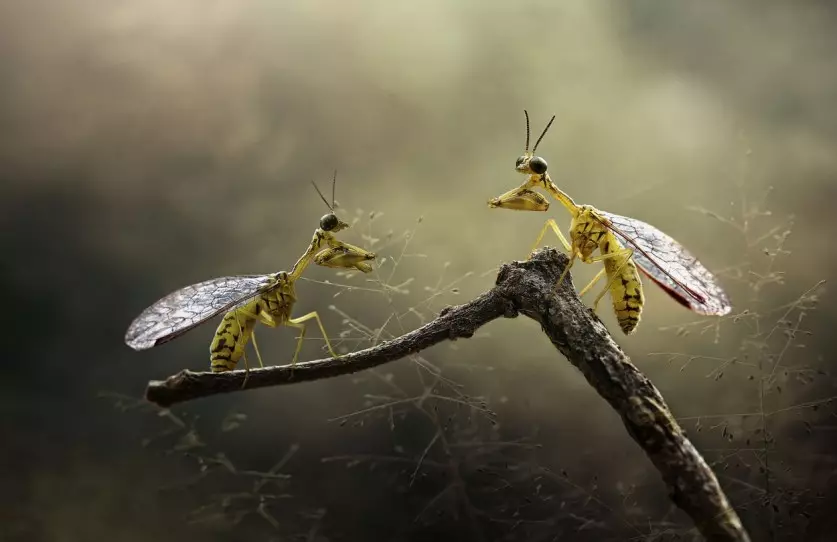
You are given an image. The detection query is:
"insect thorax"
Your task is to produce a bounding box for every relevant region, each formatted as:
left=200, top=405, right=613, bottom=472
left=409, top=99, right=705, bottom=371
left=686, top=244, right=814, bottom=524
left=259, top=275, right=297, bottom=323
left=570, top=206, right=611, bottom=261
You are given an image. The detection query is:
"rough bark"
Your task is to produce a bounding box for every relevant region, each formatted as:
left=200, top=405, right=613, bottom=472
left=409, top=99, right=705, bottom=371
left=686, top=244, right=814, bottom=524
left=145, top=247, right=750, bottom=542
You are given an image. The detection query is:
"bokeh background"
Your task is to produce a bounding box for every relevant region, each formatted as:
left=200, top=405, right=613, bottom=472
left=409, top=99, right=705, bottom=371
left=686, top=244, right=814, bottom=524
left=3, top=0, right=836, bottom=540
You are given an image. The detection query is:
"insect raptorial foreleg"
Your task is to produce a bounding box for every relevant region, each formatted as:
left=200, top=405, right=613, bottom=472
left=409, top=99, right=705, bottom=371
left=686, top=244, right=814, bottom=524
left=285, top=310, right=338, bottom=367
left=314, top=241, right=376, bottom=274
left=531, top=218, right=572, bottom=256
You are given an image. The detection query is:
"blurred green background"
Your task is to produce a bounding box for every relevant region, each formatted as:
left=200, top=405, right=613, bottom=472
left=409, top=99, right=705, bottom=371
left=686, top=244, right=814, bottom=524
left=3, top=0, right=836, bottom=540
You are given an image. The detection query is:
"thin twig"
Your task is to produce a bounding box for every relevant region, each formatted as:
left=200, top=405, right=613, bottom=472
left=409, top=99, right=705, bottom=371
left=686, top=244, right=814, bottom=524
left=145, top=247, right=751, bottom=542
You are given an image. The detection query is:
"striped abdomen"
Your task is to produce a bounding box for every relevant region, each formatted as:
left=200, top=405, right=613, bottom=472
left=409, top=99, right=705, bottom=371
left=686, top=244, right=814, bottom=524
left=209, top=298, right=260, bottom=372
left=602, top=235, right=644, bottom=334
left=208, top=286, right=294, bottom=372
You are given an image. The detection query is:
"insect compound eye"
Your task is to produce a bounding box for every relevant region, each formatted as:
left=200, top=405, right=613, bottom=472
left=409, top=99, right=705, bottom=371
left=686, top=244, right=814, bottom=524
left=515, top=156, right=526, bottom=168
left=529, top=156, right=548, bottom=175
left=320, top=213, right=339, bottom=231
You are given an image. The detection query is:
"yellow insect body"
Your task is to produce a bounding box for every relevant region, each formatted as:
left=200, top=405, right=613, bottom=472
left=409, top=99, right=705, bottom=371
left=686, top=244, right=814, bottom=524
left=490, top=164, right=645, bottom=332
left=207, top=225, right=374, bottom=373
left=124, top=173, right=378, bottom=374
left=211, top=301, right=258, bottom=372
left=488, top=111, right=732, bottom=335
left=569, top=208, right=644, bottom=334
left=209, top=273, right=295, bottom=372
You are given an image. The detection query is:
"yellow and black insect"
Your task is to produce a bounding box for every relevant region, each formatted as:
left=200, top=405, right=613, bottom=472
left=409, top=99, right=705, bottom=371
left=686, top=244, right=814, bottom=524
left=488, top=111, right=731, bottom=334
left=124, top=173, right=376, bottom=371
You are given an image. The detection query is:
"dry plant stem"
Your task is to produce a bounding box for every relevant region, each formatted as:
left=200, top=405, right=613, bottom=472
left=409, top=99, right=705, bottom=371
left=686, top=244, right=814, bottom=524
left=145, top=247, right=750, bottom=542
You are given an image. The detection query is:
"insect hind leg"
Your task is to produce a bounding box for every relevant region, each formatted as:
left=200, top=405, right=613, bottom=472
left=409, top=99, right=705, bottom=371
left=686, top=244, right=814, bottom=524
left=240, top=329, right=269, bottom=390
left=585, top=248, right=635, bottom=311
left=210, top=308, right=258, bottom=373
left=578, top=268, right=607, bottom=298
left=250, top=307, right=281, bottom=369
left=210, top=302, right=276, bottom=374
left=250, top=331, right=265, bottom=368
left=238, top=305, right=278, bottom=369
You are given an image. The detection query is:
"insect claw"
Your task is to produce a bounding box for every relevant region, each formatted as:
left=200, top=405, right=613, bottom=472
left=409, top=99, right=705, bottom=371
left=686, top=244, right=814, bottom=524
left=488, top=189, right=550, bottom=212
left=314, top=244, right=377, bottom=273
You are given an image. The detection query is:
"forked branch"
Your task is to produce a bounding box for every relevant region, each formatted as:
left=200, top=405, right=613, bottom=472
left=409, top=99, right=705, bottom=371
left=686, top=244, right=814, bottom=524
left=145, top=248, right=750, bottom=542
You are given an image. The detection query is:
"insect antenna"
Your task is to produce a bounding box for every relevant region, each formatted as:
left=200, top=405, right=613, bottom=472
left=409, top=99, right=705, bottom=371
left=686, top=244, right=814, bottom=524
left=311, top=179, right=334, bottom=213
left=331, top=169, right=338, bottom=209
left=532, top=115, right=556, bottom=154
left=524, top=109, right=531, bottom=153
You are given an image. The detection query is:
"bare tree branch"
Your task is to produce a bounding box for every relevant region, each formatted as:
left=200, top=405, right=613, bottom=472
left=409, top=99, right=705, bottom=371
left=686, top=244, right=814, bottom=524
left=145, top=247, right=750, bottom=542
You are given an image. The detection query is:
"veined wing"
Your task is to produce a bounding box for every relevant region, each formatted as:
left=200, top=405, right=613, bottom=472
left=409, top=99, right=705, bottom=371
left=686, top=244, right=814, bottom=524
left=125, top=274, right=280, bottom=351
left=598, top=211, right=732, bottom=316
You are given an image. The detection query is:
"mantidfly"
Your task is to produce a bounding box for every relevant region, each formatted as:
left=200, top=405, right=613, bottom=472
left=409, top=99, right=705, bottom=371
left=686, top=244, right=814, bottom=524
left=488, top=111, right=731, bottom=334
left=125, top=172, right=377, bottom=377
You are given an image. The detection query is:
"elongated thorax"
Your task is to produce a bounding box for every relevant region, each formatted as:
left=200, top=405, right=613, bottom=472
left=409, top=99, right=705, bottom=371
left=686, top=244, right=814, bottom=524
left=569, top=206, right=609, bottom=261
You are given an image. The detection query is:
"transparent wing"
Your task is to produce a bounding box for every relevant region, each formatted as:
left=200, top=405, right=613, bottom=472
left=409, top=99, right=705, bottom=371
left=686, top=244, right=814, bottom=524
left=124, top=274, right=279, bottom=351
left=598, top=211, right=732, bottom=316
